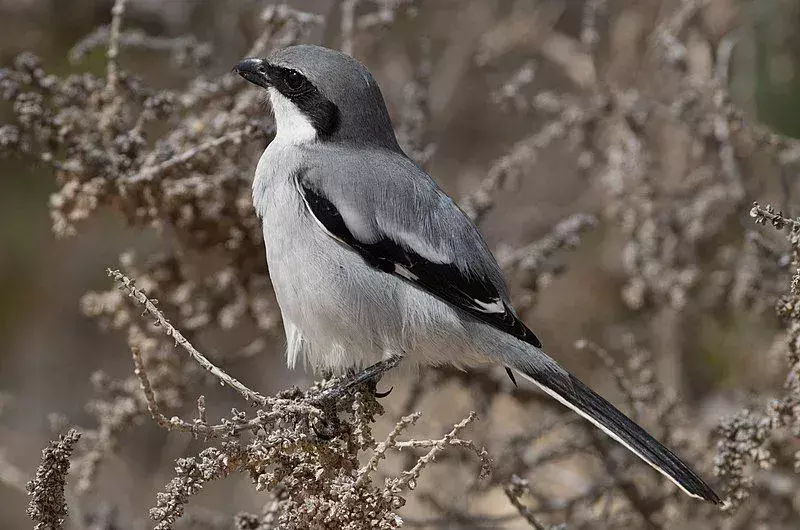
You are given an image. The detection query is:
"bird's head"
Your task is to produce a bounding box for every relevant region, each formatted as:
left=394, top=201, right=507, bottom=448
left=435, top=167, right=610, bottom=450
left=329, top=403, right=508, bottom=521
left=235, top=45, right=399, bottom=149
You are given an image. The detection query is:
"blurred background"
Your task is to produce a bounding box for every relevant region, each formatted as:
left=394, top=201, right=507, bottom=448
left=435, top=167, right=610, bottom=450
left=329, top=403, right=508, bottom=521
left=1, top=0, right=799, bottom=528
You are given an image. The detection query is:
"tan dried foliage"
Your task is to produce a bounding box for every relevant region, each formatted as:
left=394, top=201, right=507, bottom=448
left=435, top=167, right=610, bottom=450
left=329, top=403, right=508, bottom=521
left=3, top=0, right=800, bottom=528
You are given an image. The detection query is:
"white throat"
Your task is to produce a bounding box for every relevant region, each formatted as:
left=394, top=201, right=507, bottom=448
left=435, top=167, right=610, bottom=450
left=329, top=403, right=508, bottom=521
left=268, top=88, right=317, bottom=146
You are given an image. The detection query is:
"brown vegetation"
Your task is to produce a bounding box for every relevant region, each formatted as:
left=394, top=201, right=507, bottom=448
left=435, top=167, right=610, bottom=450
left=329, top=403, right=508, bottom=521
left=1, top=0, right=800, bottom=528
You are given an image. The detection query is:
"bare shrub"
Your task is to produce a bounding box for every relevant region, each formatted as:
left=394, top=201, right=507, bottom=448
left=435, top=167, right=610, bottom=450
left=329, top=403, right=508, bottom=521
left=2, top=0, right=800, bottom=528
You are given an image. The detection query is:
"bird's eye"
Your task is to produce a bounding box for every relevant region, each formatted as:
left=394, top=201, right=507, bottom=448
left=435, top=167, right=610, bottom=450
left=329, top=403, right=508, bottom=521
left=284, top=70, right=307, bottom=93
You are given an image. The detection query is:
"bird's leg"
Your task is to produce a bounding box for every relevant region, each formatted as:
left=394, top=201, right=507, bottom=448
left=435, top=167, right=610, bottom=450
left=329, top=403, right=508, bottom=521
left=341, top=366, right=395, bottom=398
left=310, top=356, right=402, bottom=440
left=313, top=355, right=403, bottom=403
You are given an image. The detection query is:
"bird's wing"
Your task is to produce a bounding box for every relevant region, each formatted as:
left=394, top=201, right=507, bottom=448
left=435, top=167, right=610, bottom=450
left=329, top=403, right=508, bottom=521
left=294, top=151, right=541, bottom=349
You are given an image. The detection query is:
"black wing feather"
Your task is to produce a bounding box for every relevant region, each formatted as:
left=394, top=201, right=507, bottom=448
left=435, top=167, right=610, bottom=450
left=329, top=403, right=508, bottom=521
left=297, top=172, right=542, bottom=349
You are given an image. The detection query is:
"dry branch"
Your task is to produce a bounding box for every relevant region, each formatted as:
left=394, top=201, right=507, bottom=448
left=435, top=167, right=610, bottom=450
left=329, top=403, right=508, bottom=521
left=109, top=268, right=269, bottom=406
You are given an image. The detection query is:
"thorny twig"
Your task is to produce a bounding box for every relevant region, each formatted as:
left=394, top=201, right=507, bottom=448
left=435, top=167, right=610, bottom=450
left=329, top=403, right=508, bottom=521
left=127, top=128, right=254, bottom=184
left=393, top=411, right=478, bottom=490
left=395, top=438, right=494, bottom=482
left=356, top=412, right=421, bottom=487
left=504, top=475, right=548, bottom=530
left=104, top=0, right=128, bottom=98
left=70, top=27, right=212, bottom=68
left=109, top=268, right=269, bottom=406
left=249, top=4, right=325, bottom=57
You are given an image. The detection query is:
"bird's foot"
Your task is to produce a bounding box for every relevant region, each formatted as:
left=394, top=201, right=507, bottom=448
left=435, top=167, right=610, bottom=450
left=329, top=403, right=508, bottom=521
left=313, top=355, right=403, bottom=403
left=310, top=356, right=401, bottom=441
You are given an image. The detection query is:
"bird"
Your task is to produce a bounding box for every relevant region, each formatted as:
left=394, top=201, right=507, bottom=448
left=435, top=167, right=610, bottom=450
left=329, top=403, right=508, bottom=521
left=234, top=44, right=720, bottom=504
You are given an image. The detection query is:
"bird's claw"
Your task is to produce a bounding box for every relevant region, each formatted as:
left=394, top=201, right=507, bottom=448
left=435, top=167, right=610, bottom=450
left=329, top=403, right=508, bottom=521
left=309, top=357, right=402, bottom=441
left=373, top=386, right=393, bottom=398
left=313, top=355, right=403, bottom=402
left=312, top=417, right=339, bottom=440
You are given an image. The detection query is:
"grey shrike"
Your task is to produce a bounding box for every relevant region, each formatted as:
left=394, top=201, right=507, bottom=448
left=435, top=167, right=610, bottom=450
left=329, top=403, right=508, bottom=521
left=235, top=45, right=720, bottom=504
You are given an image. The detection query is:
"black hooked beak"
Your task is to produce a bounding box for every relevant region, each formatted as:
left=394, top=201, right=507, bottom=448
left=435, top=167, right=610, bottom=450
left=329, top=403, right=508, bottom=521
left=234, top=57, right=272, bottom=90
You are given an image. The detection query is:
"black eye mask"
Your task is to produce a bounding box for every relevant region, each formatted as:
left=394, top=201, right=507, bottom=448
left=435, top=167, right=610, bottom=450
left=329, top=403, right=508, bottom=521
left=272, top=67, right=339, bottom=139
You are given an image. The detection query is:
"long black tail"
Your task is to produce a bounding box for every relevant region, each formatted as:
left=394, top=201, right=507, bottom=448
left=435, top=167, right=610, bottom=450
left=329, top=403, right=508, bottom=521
left=513, top=363, right=720, bottom=504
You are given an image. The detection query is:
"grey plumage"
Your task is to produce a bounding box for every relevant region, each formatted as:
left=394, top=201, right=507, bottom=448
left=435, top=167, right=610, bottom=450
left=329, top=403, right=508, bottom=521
left=235, top=45, right=720, bottom=504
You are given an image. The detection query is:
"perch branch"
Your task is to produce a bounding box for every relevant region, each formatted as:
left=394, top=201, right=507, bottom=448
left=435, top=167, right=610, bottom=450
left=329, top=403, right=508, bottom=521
left=108, top=268, right=268, bottom=406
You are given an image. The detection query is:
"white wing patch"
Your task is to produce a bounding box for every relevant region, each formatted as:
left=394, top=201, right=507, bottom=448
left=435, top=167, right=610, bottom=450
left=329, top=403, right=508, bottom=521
left=384, top=226, right=452, bottom=264
left=394, top=264, right=419, bottom=281
left=471, top=297, right=506, bottom=314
